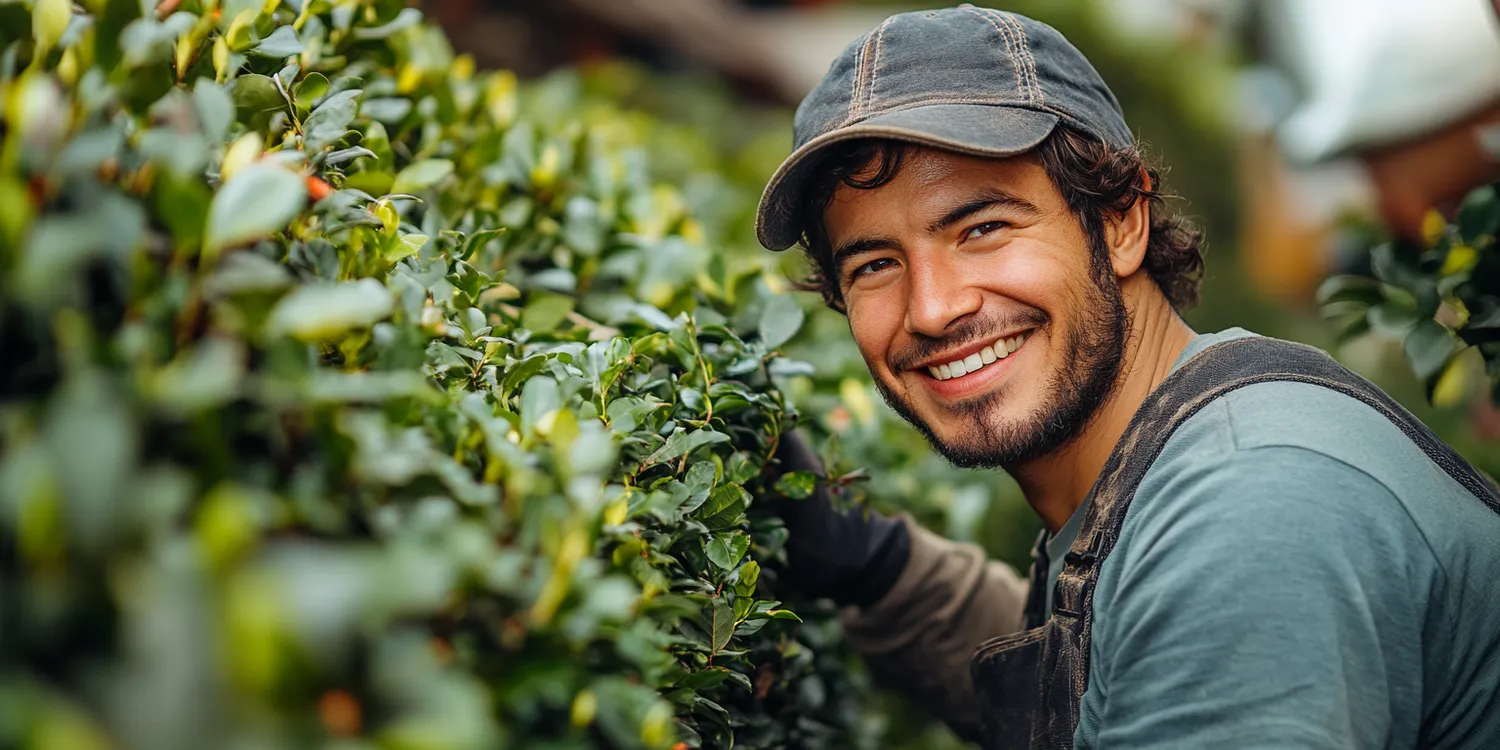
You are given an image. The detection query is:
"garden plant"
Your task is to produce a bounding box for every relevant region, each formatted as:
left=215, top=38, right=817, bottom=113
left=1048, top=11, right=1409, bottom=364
left=0, top=1, right=879, bottom=747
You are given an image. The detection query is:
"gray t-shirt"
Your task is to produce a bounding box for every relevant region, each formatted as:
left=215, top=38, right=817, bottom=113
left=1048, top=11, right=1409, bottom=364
left=1048, top=328, right=1500, bottom=748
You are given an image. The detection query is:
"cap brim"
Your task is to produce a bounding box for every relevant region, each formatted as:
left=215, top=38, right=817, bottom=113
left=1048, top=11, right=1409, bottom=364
left=755, top=103, right=1061, bottom=251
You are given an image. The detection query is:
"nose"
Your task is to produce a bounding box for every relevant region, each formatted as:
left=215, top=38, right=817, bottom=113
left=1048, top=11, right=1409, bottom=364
left=903, top=247, right=982, bottom=337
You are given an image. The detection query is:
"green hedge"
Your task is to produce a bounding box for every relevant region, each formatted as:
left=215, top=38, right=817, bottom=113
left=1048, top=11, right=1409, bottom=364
left=1319, top=186, right=1500, bottom=406
left=0, top=1, right=882, bottom=748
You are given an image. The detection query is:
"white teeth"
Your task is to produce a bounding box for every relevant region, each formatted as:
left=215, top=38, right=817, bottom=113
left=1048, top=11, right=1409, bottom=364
left=927, top=331, right=1031, bottom=381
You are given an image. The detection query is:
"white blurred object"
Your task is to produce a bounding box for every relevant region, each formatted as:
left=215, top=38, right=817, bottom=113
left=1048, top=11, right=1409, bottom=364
left=1262, top=0, right=1500, bottom=163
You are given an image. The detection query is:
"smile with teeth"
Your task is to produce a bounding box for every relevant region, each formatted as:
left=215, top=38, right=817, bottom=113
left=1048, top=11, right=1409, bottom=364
left=926, top=331, right=1030, bottom=381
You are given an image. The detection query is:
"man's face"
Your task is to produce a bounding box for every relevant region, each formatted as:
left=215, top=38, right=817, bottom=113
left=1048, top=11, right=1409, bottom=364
left=822, top=146, right=1128, bottom=468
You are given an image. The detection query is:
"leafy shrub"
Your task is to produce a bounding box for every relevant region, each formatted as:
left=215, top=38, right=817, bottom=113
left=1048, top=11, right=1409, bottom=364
left=1319, top=184, right=1500, bottom=405
left=0, top=1, right=881, bottom=748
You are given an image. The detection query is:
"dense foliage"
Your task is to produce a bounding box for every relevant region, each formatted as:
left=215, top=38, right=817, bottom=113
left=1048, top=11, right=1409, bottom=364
left=0, top=1, right=887, bottom=748
left=1320, top=184, right=1500, bottom=406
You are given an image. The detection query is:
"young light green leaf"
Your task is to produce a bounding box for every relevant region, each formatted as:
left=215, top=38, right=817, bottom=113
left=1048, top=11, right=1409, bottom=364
left=773, top=470, right=817, bottom=499
left=204, top=163, right=306, bottom=255
left=294, top=72, right=330, bottom=110
left=391, top=158, right=454, bottom=194
left=264, top=279, right=394, bottom=340
left=351, top=7, right=423, bottom=40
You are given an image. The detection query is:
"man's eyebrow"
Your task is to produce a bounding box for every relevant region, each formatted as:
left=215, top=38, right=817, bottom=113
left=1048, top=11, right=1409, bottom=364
left=827, top=188, right=1040, bottom=272
left=830, top=235, right=901, bottom=271
left=925, top=188, right=1041, bottom=235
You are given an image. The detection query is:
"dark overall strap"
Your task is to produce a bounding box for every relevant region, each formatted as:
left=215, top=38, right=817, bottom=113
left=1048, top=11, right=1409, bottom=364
left=973, top=336, right=1500, bottom=750
left=1056, top=336, right=1500, bottom=625
left=1056, top=337, right=1500, bottom=705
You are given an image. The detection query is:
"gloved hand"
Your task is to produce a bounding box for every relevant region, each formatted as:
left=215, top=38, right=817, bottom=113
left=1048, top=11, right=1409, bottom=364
left=767, top=429, right=911, bottom=608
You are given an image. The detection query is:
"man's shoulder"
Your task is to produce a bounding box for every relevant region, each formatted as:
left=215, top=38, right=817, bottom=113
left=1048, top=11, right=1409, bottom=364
left=1127, top=367, right=1494, bottom=572
left=1157, top=333, right=1467, bottom=508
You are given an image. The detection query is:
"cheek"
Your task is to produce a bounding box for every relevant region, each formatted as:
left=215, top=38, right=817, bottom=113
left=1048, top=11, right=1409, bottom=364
left=962, top=241, right=1074, bottom=309
left=846, top=299, right=903, bottom=373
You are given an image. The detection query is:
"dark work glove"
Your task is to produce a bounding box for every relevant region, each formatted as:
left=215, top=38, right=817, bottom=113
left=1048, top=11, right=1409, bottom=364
left=768, top=430, right=910, bottom=608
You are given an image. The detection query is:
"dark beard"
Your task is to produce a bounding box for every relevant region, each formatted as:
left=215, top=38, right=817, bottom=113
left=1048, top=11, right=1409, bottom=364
left=872, top=249, right=1129, bottom=470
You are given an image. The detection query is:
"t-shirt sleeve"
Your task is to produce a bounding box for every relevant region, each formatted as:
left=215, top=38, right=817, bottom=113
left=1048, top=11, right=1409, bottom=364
left=1083, top=444, right=1435, bottom=749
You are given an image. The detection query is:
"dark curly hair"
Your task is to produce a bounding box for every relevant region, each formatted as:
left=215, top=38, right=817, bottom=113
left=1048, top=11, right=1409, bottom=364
left=794, top=125, right=1205, bottom=313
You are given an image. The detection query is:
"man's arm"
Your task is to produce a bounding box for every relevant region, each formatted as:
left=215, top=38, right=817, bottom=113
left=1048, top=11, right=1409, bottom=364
left=770, top=432, right=1031, bottom=741
left=840, top=516, right=1030, bottom=742
left=1084, top=444, right=1435, bottom=748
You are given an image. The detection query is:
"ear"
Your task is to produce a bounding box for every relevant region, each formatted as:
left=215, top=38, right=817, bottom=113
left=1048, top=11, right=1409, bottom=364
left=1104, top=171, right=1152, bottom=279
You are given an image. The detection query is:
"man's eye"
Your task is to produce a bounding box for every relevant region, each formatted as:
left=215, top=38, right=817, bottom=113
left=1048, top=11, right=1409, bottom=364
left=851, top=257, right=897, bottom=280
left=964, top=221, right=1008, bottom=241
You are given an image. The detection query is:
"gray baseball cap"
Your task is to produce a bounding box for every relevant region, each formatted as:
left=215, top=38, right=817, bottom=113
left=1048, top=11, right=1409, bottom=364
left=755, top=5, right=1133, bottom=252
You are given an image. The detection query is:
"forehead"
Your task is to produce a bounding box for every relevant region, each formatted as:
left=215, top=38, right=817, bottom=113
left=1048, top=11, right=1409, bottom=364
left=822, top=146, right=1056, bottom=241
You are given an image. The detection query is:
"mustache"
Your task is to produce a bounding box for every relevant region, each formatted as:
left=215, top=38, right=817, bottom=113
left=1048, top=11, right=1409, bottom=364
left=888, top=308, right=1049, bottom=372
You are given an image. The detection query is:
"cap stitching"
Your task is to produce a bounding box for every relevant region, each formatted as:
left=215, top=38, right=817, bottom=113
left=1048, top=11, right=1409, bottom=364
left=865, top=16, right=893, bottom=117
left=963, top=7, right=1024, bottom=104
left=845, top=20, right=891, bottom=126
left=982, top=9, right=1036, bottom=105
left=1006, top=13, right=1044, bottom=105
left=841, top=34, right=869, bottom=129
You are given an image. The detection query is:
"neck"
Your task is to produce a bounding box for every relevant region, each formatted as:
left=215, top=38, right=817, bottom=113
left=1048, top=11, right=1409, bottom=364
left=1011, top=279, right=1197, bottom=533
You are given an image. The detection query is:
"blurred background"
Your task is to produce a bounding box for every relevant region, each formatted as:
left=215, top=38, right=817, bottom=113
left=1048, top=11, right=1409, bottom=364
left=415, top=0, right=1500, bottom=744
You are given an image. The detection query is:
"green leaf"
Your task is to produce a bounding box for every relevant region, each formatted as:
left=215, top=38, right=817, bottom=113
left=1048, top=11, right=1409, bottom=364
left=645, top=428, right=729, bottom=465
left=684, top=460, right=717, bottom=495
left=703, top=532, right=748, bottom=571
left=1315, top=275, right=1383, bottom=308
left=302, top=88, right=361, bottom=153
left=678, top=667, right=734, bottom=691
left=520, top=376, right=561, bottom=438
left=204, top=163, right=306, bottom=255
left=229, top=74, right=284, bottom=116
left=1405, top=320, right=1458, bottom=382
left=695, top=484, right=747, bottom=530
left=709, top=599, right=734, bottom=656
left=1457, top=184, right=1499, bottom=243
left=758, top=293, right=804, bottom=349
left=293, top=72, right=330, bottom=110
left=352, top=7, right=423, bottom=40
left=561, top=195, right=605, bottom=256
left=193, top=80, right=233, bottom=143
left=250, top=25, right=303, bottom=57
left=521, top=292, right=573, bottom=332
left=391, top=158, right=454, bottom=194
left=773, top=470, right=817, bottom=499
left=605, top=396, right=663, bottom=435
left=264, top=279, right=394, bottom=340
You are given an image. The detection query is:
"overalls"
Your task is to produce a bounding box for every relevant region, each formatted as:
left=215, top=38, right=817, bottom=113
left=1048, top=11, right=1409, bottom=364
left=969, top=337, right=1500, bottom=749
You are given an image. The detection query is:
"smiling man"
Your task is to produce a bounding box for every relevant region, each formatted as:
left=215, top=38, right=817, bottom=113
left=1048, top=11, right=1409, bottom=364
left=756, top=6, right=1500, bottom=750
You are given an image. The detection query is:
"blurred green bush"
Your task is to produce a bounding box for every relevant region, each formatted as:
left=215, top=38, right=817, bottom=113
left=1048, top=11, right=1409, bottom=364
left=0, top=1, right=890, bottom=748
left=1320, top=189, right=1500, bottom=408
